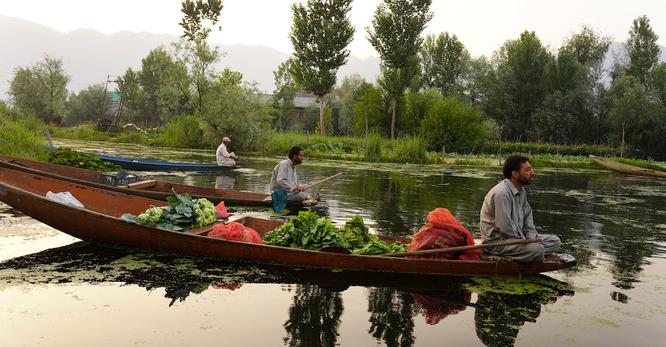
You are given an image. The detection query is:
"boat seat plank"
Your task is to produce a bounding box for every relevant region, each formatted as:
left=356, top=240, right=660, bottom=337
left=126, top=180, right=157, bottom=189
left=183, top=225, right=214, bottom=235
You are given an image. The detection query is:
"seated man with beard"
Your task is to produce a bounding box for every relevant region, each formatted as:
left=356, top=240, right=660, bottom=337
left=479, top=155, right=561, bottom=262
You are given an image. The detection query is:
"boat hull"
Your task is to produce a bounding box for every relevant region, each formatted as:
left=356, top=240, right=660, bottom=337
left=0, top=155, right=302, bottom=208
left=590, top=155, right=666, bottom=178
left=0, top=166, right=575, bottom=276
left=96, top=153, right=229, bottom=171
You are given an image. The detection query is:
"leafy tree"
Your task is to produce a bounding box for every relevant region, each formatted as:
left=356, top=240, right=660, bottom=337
left=531, top=91, right=586, bottom=144
left=289, top=0, right=355, bottom=135
left=419, top=96, right=491, bottom=153
left=653, top=63, right=666, bottom=103
left=8, top=55, right=70, bottom=124
left=400, top=87, right=442, bottom=135
left=465, top=56, right=493, bottom=105
left=64, top=83, right=110, bottom=125
left=333, top=74, right=368, bottom=135
left=137, top=47, right=189, bottom=126
left=352, top=84, right=384, bottom=136
left=625, top=15, right=661, bottom=87
left=172, top=39, right=221, bottom=117
left=179, top=0, right=223, bottom=41
left=606, top=75, right=656, bottom=156
left=201, top=69, right=271, bottom=149
left=116, top=68, right=145, bottom=126
left=538, top=26, right=611, bottom=144
left=488, top=31, right=552, bottom=141
left=560, top=25, right=611, bottom=85
left=367, top=0, right=433, bottom=139
left=174, top=0, right=223, bottom=117
left=271, top=59, right=298, bottom=131
left=419, top=32, right=469, bottom=96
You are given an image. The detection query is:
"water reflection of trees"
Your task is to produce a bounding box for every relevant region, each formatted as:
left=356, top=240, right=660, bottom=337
left=283, top=285, right=344, bottom=347
left=367, top=287, right=418, bottom=347
left=350, top=170, right=493, bottom=237
left=529, top=173, right=666, bottom=290
left=1, top=242, right=577, bottom=347
left=474, top=291, right=557, bottom=347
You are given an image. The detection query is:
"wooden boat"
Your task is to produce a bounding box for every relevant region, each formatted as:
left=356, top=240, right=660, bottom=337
left=0, top=155, right=304, bottom=208
left=0, top=165, right=576, bottom=276
left=95, top=153, right=230, bottom=171
left=589, top=155, right=666, bottom=178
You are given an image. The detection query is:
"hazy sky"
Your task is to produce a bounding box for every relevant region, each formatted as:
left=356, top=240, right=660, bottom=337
left=2, top=0, right=666, bottom=58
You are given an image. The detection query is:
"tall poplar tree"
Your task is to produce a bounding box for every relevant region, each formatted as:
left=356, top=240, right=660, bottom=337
left=289, top=0, right=355, bottom=135
left=367, top=0, right=432, bottom=139
left=626, top=15, right=661, bottom=87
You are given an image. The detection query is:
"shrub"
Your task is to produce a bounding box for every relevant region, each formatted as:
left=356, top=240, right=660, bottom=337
left=0, top=103, right=50, bottom=161
left=154, top=115, right=206, bottom=148
left=419, top=97, right=491, bottom=153
left=391, top=136, right=427, bottom=163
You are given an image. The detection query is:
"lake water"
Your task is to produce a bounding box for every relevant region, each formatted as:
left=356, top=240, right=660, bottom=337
left=1, top=140, right=665, bottom=346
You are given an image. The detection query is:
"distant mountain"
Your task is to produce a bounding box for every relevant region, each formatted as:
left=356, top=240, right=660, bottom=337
left=2, top=15, right=665, bottom=101
left=0, top=15, right=380, bottom=99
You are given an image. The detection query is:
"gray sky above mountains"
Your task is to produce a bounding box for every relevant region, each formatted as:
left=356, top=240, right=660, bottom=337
left=1, top=1, right=665, bottom=99
left=2, top=0, right=666, bottom=58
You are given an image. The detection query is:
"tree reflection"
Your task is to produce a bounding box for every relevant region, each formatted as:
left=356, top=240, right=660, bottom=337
left=474, top=292, right=552, bottom=347
left=408, top=276, right=574, bottom=347
left=367, top=287, right=418, bottom=347
left=283, top=285, right=344, bottom=347
left=472, top=277, right=574, bottom=347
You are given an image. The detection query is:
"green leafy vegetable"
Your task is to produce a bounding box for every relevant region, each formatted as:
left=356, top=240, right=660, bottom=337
left=121, top=193, right=216, bottom=232
left=48, top=147, right=122, bottom=172
left=264, top=212, right=406, bottom=255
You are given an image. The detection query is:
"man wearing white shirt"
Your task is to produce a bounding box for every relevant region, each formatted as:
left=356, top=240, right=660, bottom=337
left=216, top=137, right=238, bottom=167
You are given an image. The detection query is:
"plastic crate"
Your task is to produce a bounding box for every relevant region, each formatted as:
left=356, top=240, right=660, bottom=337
left=100, top=172, right=143, bottom=186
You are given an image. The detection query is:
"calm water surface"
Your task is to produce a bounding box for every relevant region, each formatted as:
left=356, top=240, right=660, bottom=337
left=1, top=140, right=665, bottom=346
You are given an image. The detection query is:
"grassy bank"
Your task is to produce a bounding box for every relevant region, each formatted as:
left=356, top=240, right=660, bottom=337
left=0, top=104, right=50, bottom=161
left=49, top=125, right=666, bottom=170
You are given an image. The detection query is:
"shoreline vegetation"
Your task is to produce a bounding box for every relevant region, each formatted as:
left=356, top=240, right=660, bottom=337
left=1, top=105, right=665, bottom=173
left=47, top=124, right=666, bottom=171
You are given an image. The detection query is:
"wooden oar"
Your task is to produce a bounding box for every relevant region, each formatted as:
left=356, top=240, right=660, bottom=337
left=303, top=172, right=344, bottom=190
left=385, top=238, right=542, bottom=257
left=271, top=172, right=343, bottom=212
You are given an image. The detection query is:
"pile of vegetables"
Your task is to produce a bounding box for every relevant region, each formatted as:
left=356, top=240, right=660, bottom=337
left=48, top=147, right=122, bottom=172
left=263, top=211, right=406, bottom=255
left=343, top=215, right=406, bottom=255
left=121, top=193, right=216, bottom=231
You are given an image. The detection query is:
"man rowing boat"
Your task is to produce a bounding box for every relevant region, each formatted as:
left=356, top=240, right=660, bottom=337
left=269, top=146, right=310, bottom=203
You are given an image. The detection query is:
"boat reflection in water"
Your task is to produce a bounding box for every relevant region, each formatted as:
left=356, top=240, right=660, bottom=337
left=0, top=242, right=574, bottom=346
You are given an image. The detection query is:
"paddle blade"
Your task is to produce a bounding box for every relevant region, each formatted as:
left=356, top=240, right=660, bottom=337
left=271, top=188, right=289, bottom=213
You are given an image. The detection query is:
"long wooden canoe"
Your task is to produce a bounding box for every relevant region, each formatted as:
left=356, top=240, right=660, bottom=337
left=0, top=166, right=576, bottom=276
left=95, top=152, right=230, bottom=171
left=590, top=155, right=666, bottom=178
left=0, top=155, right=305, bottom=208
